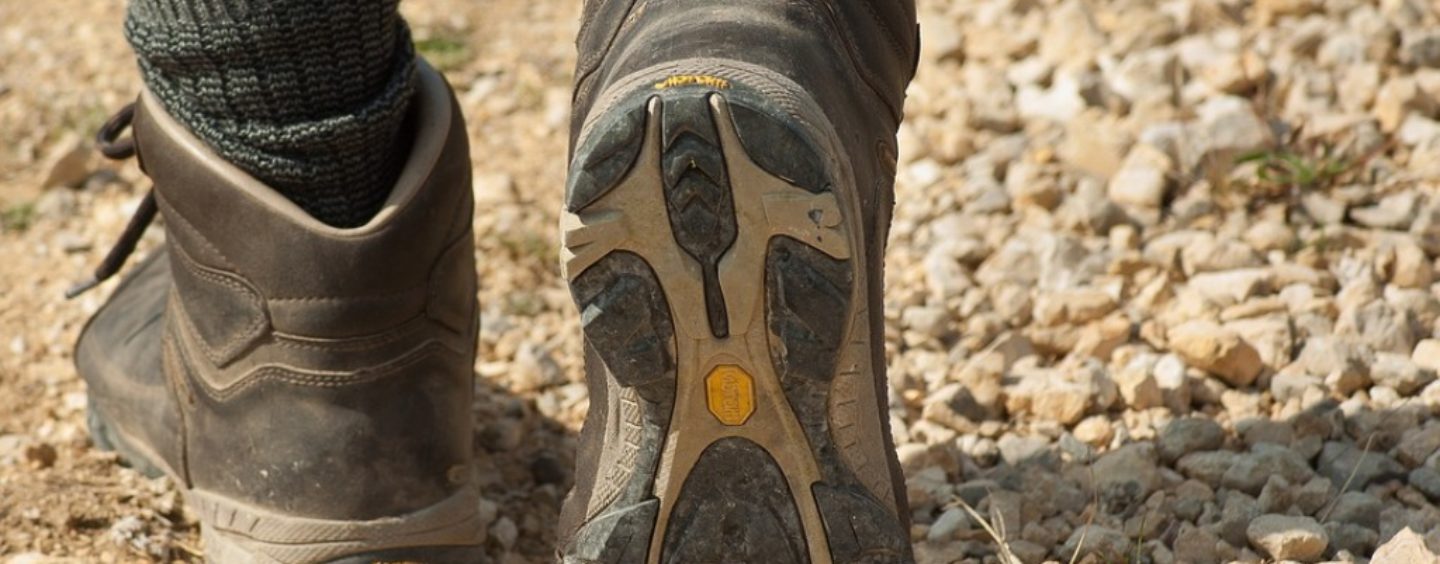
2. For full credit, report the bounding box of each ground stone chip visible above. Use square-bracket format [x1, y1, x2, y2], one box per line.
[1396, 424, 1440, 467]
[1414, 339, 1440, 372]
[1317, 441, 1406, 490]
[1225, 314, 1293, 369]
[1338, 299, 1395, 345]
[1272, 371, 1322, 403]
[1351, 192, 1420, 231]
[1302, 192, 1348, 225]
[1188, 268, 1273, 305]
[997, 433, 1053, 467]
[1374, 76, 1436, 131]
[1180, 237, 1264, 276]
[1257, 474, 1293, 513]
[1372, 352, 1438, 396]
[1243, 221, 1297, 253]
[1186, 95, 1275, 171]
[1168, 320, 1264, 387]
[1173, 522, 1221, 562]
[1061, 525, 1129, 561]
[1033, 288, 1117, 326]
[1410, 467, 1440, 503]
[1092, 442, 1162, 500]
[926, 506, 970, 542]
[1325, 522, 1379, 557]
[490, 516, 519, 550]
[1173, 480, 1215, 523]
[1007, 539, 1048, 563]
[1293, 477, 1334, 515]
[1157, 417, 1225, 463]
[1177, 450, 1239, 488]
[923, 383, 1000, 430]
[1215, 491, 1261, 546]
[1372, 527, 1440, 562]
[1222, 444, 1316, 495]
[1072, 415, 1114, 447]
[1004, 363, 1114, 425]
[39, 134, 90, 190]
[1328, 491, 1383, 530]
[1040, 0, 1105, 68]
[1108, 143, 1172, 209]
[1296, 335, 1370, 379]
[1246, 514, 1328, 562]
[1113, 360, 1163, 410]
[1239, 418, 1295, 448]
[1389, 241, 1434, 289]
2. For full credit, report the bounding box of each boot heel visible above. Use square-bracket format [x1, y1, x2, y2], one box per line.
[560, 60, 910, 564]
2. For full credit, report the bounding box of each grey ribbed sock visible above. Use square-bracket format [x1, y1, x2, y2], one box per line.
[124, 0, 416, 228]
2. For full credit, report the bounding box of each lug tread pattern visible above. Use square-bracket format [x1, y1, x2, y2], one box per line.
[660, 438, 809, 564]
[563, 77, 911, 563]
[567, 252, 677, 561]
[569, 105, 647, 212]
[660, 94, 739, 338]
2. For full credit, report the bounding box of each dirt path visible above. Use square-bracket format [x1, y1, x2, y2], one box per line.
[7, 0, 1440, 562]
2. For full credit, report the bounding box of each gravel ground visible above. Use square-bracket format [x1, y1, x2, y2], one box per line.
[4, 0, 1440, 562]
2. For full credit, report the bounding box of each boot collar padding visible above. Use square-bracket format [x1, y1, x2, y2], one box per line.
[135, 60, 455, 237]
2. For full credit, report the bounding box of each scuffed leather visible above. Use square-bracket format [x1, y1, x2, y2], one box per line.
[76, 252, 187, 478]
[75, 62, 479, 521]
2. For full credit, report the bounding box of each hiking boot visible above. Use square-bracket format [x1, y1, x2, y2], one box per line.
[74, 61, 483, 563]
[557, 1, 920, 562]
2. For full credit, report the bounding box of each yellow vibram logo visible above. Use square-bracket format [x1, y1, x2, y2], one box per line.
[705, 365, 755, 426]
[654, 74, 731, 90]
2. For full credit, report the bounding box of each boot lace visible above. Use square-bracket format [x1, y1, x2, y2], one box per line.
[65, 103, 158, 299]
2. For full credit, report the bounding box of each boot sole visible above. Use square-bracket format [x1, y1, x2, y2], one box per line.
[561, 60, 910, 563]
[88, 392, 484, 563]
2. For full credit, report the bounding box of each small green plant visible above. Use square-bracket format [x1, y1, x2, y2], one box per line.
[1236, 144, 1348, 196]
[414, 33, 469, 72]
[1228, 124, 1394, 210]
[2, 202, 35, 233]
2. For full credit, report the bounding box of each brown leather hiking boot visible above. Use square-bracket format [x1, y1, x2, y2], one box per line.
[73, 61, 483, 563]
[558, 1, 920, 562]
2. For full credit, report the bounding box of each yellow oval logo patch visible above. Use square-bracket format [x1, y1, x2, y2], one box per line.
[705, 365, 755, 426]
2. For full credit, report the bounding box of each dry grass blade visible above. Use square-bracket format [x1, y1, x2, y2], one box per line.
[1321, 433, 1376, 523]
[953, 494, 1021, 564]
[1068, 460, 1100, 564]
[172, 541, 204, 558]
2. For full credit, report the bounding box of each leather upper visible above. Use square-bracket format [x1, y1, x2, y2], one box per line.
[77, 60, 479, 520]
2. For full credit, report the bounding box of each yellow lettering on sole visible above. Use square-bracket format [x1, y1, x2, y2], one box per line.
[654, 75, 732, 90]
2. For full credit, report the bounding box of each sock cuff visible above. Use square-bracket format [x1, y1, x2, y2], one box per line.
[124, 0, 411, 121]
[123, 0, 421, 228]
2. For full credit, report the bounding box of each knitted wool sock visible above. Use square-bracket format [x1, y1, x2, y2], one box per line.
[124, 0, 416, 228]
